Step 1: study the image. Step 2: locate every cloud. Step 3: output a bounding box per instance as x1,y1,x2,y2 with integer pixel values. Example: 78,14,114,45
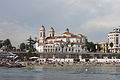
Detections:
80,14,120,42
0,0,120,45
0,20,37,47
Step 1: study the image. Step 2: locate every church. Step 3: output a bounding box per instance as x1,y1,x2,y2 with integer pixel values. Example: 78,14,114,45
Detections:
35,26,87,53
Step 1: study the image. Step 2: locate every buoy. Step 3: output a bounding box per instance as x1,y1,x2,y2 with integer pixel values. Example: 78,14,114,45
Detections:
85,69,88,72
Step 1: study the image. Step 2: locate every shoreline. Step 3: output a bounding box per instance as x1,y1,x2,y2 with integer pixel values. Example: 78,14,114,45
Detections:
1,61,120,68
0,62,120,68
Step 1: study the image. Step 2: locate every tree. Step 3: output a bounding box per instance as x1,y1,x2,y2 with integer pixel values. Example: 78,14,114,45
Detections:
20,43,26,51
85,42,96,52
110,42,113,48
27,36,35,49
0,44,2,48
26,36,37,53
25,44,29,50
4,39,12,51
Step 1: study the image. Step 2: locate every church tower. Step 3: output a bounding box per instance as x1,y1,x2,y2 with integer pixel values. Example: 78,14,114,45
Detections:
39,25,46,43
48,27,55,37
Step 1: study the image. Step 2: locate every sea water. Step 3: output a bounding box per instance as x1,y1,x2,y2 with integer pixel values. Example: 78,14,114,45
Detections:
0,65,120,80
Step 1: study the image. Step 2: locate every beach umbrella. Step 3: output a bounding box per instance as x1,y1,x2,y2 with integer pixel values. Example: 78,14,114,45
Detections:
29,57,39,59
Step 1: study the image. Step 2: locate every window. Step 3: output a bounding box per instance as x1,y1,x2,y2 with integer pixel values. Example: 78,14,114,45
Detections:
66,48,67,52
56,48,57,51
50,34,51,37
116,37,119,44
69,48,71,51
59,48,60,51
40,32,42,37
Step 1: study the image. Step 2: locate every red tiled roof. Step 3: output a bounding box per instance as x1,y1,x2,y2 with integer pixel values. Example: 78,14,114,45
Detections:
63,32,73,34
46,37,56,39
69,35,81,38
46,35,84,40
57,36,68,38
56,35,81,38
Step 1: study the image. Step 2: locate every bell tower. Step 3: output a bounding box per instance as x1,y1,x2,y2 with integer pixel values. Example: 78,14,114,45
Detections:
39,25,45,43
48,27,54,37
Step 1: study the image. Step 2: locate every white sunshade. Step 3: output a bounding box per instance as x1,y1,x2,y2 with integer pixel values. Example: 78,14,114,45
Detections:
29,57,39,59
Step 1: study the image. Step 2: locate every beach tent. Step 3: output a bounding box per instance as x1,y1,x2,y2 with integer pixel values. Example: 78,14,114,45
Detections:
29,57,39,59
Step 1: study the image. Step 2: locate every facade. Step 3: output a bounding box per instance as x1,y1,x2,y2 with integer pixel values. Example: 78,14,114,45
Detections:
0,51,17,61
36,26,87,53
108,26,120,53
94,42,108,53
37,53,120,62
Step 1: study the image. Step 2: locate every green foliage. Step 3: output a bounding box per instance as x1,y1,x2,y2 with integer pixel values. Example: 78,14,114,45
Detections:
25,44,29,50
27,36,35,48
0,44,2,48
19,36,37,53
86,42,95,52
4,39,13,51
27,36,36,53
20,43,26,51
85,42,101,52
28,48,36,53
16,52,39,61
19,42,36,52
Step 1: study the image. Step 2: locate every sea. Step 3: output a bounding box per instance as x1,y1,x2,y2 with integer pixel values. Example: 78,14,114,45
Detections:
0,65,120,80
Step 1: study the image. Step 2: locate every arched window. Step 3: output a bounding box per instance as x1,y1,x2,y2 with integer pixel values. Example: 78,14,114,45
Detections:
40,32,42,37
69,48,71,51
66,48,67,52
50,34,51,37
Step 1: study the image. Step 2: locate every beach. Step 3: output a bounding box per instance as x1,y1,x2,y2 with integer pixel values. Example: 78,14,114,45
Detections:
1,60,120,68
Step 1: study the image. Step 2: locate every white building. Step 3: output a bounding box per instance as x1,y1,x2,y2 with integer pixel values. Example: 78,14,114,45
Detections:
108,26,120,53
36,26,87,53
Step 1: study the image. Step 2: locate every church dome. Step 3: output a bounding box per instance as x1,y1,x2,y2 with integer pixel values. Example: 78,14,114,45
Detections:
40,25,45,31
65,28,69,32
49,27,54,32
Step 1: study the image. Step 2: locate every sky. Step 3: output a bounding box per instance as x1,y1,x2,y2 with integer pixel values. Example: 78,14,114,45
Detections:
0,0,120,47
